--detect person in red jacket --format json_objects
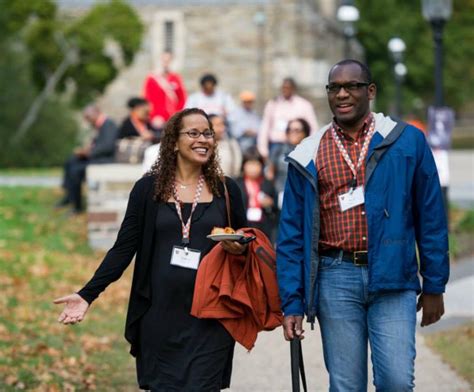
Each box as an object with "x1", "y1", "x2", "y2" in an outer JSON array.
[{"x1": 142, "y1": 51, "x2": 187, "y2": 128}]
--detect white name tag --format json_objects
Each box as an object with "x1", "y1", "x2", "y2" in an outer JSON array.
[
  {"x1": 170, "y1": 246, "x2": 201, "y2": 270},
  {"x1": 338, "y1": 186, "x2": 365, "y2": 212},
  {"x1": 247, "y1": 207, "x2": 263, "y2": 222}
]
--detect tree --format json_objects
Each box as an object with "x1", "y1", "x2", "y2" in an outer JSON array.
[
  {"x1": 24, "y1": 0, "x2": 144, "y2": 107},
  {"x1": 0, "y1": 0, "x2": 144, "y2": 167},
  {"x1": 355, "y1": 0, "x2": 474, "y2": 115},
  {"x1": 0, "y1": 41, "x2": 78, "y2": 167}
]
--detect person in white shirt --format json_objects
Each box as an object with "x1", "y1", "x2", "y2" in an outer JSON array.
[
  {"x1": 257, "y1": 77, "x2": 319, "y2": 159},
  {"x1": 185, "y1": 74, "x2": 236, "y2": 119},
  {"x1": 229, "y1": 90, "x2": 261, "y2": 153}
]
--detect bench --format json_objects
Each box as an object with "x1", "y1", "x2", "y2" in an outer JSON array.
[{"x1": 87, "y1": 164, "x2": 144, "y2": 250}]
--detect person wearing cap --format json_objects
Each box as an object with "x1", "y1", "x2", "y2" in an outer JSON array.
[{"x1": 229, "y1": 90, "x2": 261, "y2": 154}]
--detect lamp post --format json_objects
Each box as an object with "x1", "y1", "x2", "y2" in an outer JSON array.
[
  {"x1": 422, "y1": 0, "x2": 452, "y2": 107},
  {"x1": 422, "y1": 0, "x2": 453, "y2": 222},
  {"x1": 387, "y1": 37, "x2": 407, "y2": 118},
  {"x1": 336, "y1": 0, "x2": 360, "y2": 58}
]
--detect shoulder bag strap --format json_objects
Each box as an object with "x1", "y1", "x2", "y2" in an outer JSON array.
[
  {"x1": 291, "y1": 338, "x2": 307, "y2": 392},
  {"x1": 222, "y1": 179, "x2": 232, "y2": 228}
]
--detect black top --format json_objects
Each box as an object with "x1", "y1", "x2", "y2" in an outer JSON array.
[
  {"x1": 137, "y1": 201, "x2": 235, "y2": 390},
  {"x1": 117, "y1": 117, "x2": 161, "y2": 142},
  {"x1": 77, "y1": 175, "x2": 247, "y2": 376},
  {"x1": 235, "y1": 177, "x2": 277, "y2": 240}
]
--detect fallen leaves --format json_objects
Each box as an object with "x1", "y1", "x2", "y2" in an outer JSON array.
[{"x1": 1, "y1": 187, "x2": 135, "y2": 390}]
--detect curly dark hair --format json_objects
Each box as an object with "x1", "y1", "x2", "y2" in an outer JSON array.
[{"x1": 148, "y1": 108, "x2": 224, "y2": 202}]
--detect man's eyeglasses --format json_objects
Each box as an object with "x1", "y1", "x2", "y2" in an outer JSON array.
[
  {"x1": 325, "y1": 82, "x2": 370, "y2": 94},
  {"x1": 180, "y1": 129, "x2": 215, "y2": 139}
]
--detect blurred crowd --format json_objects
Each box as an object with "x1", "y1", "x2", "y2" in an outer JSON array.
[{"x1": 58, "y1": 52, "x2": 320, "y2": 241}]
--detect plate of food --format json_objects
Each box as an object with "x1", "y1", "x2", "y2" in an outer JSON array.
[{"x1": 206, "y1": 227, "x2": 245, "y2": 242}]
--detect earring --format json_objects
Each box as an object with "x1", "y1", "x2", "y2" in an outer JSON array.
[{"x1": 174, "y1": 147, "x2": 178, "y2": 153}]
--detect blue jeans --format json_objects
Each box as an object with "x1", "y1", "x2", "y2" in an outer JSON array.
[{"x1": 317, "y1": 255, "x2": 416, "y2": 392}]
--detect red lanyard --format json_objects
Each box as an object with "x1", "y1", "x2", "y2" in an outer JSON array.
[
  {"x1": 331, "y1": 114, "x2": 375, "y2": 188},
  {"x1": 245, "y1": 178, "x2": 261, "y2": 208},
  {"x1": 172, "y1": 175, "x2": 205, "y2": 244}
]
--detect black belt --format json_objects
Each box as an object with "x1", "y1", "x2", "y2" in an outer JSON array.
[{"x1": 320, "y1": 249, "x2": 368, "y2": 266}]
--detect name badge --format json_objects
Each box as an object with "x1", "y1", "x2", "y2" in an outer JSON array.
[
  {"x1": 170, "y1": 246, "x2": 201, "y2": 270},
  {"x1": 247, "y1": 207, "x2": 263, "y2": 222},
  {"x1": 338, "y1": 186, "x2": 365, "y2": 212}
]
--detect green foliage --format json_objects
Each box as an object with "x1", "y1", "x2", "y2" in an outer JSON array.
[
  {"x1": 458, "y1": 209, "x2": 474, "y2": 232},
  {"x1": 355, "y1": 0, "x2": 474, "y2": 114},
  {"x1": 0, "y1": 0, "x2": 144, "y2": 167},
  {"x1": 0, "y1": 42, "x2": 78, "y2": 167},
  {"x1": 0, "y1": 0, "x2": 57, "y2": 40},
  {"x1": 24, "y1": 0, "x2": 144, "y2": 106}
]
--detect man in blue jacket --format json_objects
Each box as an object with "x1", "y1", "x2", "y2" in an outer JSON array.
[{"x1": 276, "y1": 59, "x2": 449, "y2": 391}]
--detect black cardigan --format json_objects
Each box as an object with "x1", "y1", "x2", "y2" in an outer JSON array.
[{"x1": 78, "y1": 175, "x2": 247, "y2": 356}]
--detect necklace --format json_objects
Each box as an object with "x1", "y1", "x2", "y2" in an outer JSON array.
[{"x1": 175, "y1": 179, "x2": 197, "y2": 190}]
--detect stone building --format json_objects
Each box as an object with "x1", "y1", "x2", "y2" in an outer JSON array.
[{"x1": 59, "y1": 0, "x2": 361, "y2": 124}]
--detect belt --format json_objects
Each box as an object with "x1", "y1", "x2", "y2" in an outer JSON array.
[{"x1": 320, "y1": 249, "x2": 368, "y2": 266}]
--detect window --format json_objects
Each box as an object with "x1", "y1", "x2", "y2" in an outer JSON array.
[{"x1": 164, "y1": 20, "x2": 174, "y2": 53}]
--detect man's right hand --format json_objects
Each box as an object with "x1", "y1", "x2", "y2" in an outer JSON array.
[{"x1": 283, "y1": 315, "x2": 305, "y2": 341}]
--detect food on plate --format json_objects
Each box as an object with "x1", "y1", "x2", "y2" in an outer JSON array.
[{"x1": 211, "y1": 226, "x2": 235, "y2": 235}]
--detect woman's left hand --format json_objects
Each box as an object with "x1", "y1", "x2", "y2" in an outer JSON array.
[{"x1": 220, "y1": 240, "x2": 247, "y2": 255}]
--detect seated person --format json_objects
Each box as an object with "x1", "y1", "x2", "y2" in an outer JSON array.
[
  {"x1": 56, "y1": 104, "x2": 118, "y2": 214},
  {"x1": 118, "y1": 97, "x2": 160, "y2": 142}
]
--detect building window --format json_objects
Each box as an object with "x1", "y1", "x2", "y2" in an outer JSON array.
[{"x1": 164, "y1": 21, "x2": 174, "y2": 53}]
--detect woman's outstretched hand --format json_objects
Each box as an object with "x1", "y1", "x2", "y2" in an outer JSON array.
[{"x1": 53, "y1": 293, "x2": 89, "y2": 325}]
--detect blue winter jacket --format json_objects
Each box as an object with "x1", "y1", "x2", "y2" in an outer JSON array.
[{"x1": 276, "y1": 113, "x2": 449, "y2": 326}]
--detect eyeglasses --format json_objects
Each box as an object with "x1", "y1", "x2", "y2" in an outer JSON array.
[
  {"x1": 325, "y1": 82, "x2": 370, "y2": 94},
  {"x1": 288, "y1": 127, "x2": 304, "y2": 133},
  {"x1": 179, "y1": 129, "x2": 215, "y2": 139}
]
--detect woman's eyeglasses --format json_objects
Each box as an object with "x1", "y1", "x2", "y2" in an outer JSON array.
[{"x1": 179, "y1": 129, "x2": 215, "y2": 139}]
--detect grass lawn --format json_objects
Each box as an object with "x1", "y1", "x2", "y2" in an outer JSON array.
[
  {"x1": 0, "y1": 187, "x2": 136, "y2": 391},
  {"x1": 0, "y1": 168, "x2": 61, "y2": 177},
  {"x1": 425, "y1": 322, "x2": 474, "y2": 388}
]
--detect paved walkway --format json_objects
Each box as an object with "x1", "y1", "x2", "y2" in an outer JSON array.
[
  {"x1": 0, "y1": 175, "x2": 60, "y2": 187},
  {"x1": 229, "y1": 258, "x2": 473, "y2": 392},
  {"x1": 229, "y1": 328, "x2": 471, "y2": 391}
]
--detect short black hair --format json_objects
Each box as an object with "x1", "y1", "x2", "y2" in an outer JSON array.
[
  {"x1": 127, "y1": 97, "x2": 148, "y2": 109},
  {"x1": 282, "y1": 77, "x2": 297, "y2": 89},
  {"x1": 286, "y1": 118, "x2": 311, "y2": 137},
  {"x1": 241, "y1": 146, "x2": 265, "y2": 171},
  {"x1": 329, "y1": 59, "x2": 372, "y2": 84},
  {"x1": 200, "y1": 73, "x2": 218, "y2": 86}
]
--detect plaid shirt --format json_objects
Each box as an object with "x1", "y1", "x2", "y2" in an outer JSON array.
[{"x1": 316, "y1": 115, "x2": 373, "y2": 252}]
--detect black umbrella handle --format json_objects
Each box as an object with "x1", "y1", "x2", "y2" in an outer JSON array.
[{"x1": 290, "y1": 338, "x2": 307, "y2": 392}]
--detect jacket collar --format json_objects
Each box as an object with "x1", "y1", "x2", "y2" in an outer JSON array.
[{"x1": 287, "y1": 112, "x2": 400, "y2": 173}]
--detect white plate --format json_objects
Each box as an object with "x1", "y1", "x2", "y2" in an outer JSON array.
[{"x1": 206, "y1": 233, "x2": 245, "y2": 242}]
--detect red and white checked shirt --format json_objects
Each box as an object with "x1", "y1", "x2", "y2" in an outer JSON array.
[{"x1": 316, "y1": 115, "x2": 373, "y2": 252}]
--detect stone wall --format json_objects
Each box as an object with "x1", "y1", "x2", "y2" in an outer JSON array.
[
  {"x1": 88, "y1": 0, "x2": 357, "y2": 125},
  {"x1": 86, "y1": 164, "x2": 144, "y2": 250}
]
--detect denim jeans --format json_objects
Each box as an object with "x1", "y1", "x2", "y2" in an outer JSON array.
[{"x1": 316, "y1": 255, "x2": 416, "y2": 392}]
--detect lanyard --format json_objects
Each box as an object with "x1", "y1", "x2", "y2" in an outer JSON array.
[
  {"x1": 245, "y1": 177, "x2": 261, "y2": 208},
  {"x1": 331, "y1": 115, "x2": 375, "y2": 189},
  {"x1": 172, "y1": 174, "x2": 205, "y2": 244}
]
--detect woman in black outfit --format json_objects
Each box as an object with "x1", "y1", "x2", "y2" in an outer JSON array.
[
  {"x1": 118, "y1": 97, "x2": 160, "y2": 142},
  {"x1": 54, "y1": 108, "x2": 248, "y2": 391}
]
